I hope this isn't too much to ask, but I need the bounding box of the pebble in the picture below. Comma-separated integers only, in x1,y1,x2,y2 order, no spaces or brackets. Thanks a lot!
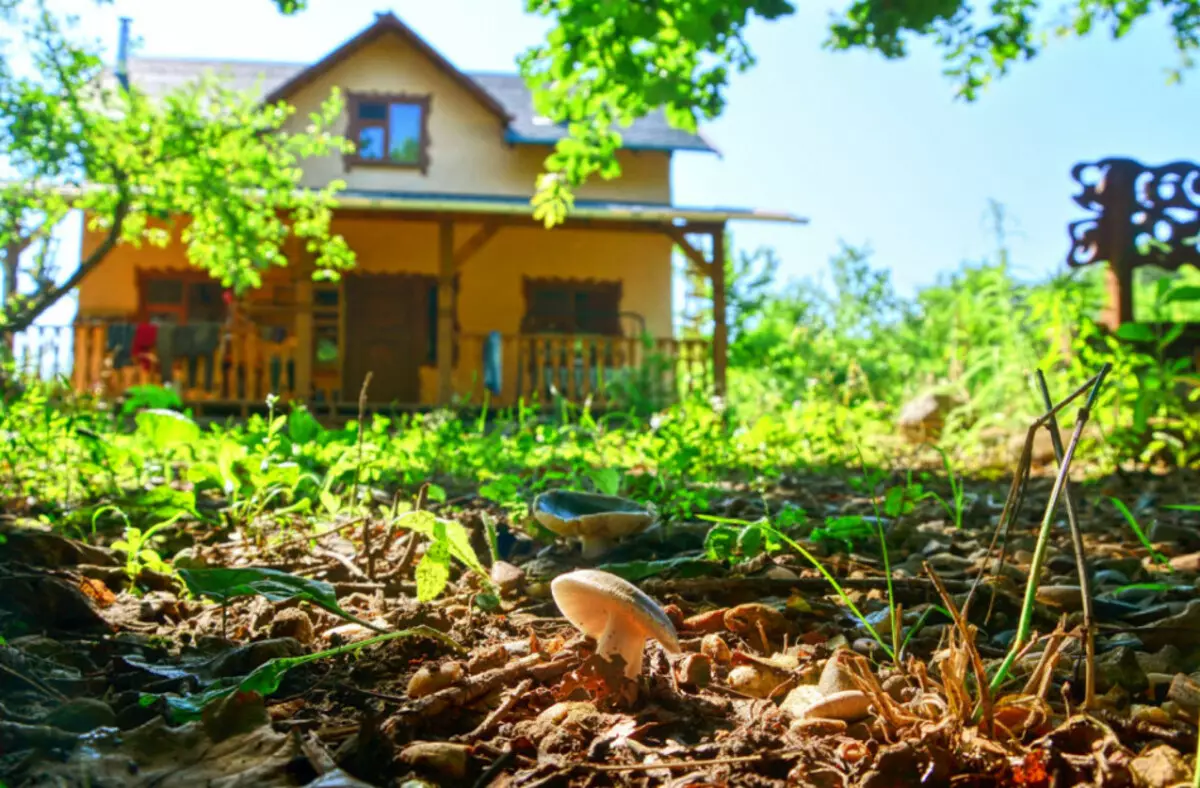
268,608,315,645
804,690,872,722
398,742,470,780
1091,569,1131,587
41,698,117,733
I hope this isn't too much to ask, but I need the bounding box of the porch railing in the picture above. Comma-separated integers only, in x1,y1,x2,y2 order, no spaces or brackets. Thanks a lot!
7,324,709,410
8,321,299,404
456,333,710,409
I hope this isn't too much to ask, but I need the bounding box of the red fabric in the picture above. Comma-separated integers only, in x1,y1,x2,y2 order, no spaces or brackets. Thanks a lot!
132,322,157,371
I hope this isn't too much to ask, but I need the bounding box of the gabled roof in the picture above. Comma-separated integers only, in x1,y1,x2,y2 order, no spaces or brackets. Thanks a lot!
261,12,511,123
110,14,718,154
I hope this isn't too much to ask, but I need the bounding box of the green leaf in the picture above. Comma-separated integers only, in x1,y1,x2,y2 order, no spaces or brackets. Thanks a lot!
588,467,622,496
704,523,740,561
136,409,201,450
1114,323,1156,342
415,530,452,602
177,567,385,632
1164,285,1200,304
737,522,765,557
599,556,721,581
144,626,461,724
397,511,489,582
287,407,323,445
424,483,447,504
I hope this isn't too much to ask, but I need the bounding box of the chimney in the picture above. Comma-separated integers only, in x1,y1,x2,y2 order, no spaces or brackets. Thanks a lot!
115,17,132,91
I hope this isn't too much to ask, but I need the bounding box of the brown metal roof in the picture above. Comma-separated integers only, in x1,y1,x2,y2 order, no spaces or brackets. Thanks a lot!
261,12,512,122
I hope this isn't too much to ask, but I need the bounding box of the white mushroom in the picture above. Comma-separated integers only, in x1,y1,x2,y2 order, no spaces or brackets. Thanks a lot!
550,569,681,679
533,491,655,559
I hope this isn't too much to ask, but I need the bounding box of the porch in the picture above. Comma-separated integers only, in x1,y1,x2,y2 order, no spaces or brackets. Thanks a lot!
15,321,710,413
57,193,804,412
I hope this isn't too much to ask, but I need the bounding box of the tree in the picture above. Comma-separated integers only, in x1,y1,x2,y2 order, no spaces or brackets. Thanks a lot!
512,0,1197,225
0,0,354,336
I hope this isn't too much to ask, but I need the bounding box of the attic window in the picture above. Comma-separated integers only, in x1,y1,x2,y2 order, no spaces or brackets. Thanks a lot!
345,92,431,173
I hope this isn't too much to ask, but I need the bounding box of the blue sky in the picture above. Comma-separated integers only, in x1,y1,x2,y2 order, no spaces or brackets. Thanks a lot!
36,0,1200,320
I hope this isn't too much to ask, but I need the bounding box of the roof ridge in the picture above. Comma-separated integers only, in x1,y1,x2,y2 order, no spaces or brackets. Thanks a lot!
127,55,310,67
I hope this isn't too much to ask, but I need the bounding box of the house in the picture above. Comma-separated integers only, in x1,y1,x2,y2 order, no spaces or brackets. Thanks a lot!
68,12,804,412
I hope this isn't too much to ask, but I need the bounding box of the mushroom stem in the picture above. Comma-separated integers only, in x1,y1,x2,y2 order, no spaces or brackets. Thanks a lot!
579,535,613,560
595,611,646,678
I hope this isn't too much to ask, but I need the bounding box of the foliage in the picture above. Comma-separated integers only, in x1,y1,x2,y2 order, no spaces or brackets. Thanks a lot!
0,0,354,334
178,566,386,631
518,0,1200,222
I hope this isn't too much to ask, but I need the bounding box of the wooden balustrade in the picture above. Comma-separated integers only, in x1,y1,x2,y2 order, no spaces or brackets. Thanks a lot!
8,324,707,411
8,321,299,406
456,332,710,408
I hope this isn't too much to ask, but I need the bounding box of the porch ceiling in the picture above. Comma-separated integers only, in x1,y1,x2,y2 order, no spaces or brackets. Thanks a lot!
331,189,809,227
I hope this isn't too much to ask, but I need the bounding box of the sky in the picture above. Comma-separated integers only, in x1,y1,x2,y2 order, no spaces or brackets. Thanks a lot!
25,0,1200,325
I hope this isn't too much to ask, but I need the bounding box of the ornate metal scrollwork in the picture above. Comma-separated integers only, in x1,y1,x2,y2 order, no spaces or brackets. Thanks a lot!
1066,158,1200,271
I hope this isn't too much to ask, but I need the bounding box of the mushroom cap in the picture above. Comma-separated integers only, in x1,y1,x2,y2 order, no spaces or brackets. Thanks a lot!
533,490,654,541
551,569,680,653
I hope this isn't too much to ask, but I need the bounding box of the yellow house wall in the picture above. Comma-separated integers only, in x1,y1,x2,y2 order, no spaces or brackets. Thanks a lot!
75,214,674,406
279,33,672,204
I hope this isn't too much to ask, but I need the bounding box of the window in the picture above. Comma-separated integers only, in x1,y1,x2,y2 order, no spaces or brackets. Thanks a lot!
139,273,226,324
521,278,622,335
345,93,431,172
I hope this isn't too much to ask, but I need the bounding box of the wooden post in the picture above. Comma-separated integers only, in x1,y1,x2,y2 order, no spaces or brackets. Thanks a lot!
711,225,727,398
437,219,455,405
293,268,314,403
1103,262,1135,331
2,239,23,357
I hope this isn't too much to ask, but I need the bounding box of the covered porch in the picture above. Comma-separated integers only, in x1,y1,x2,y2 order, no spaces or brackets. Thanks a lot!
51,193,804,412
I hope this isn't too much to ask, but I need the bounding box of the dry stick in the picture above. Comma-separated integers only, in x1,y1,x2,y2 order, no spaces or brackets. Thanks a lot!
1035,369,1097,710
989,364,1110,693
1029,619,1071,702
455,678,532,742
579,751,803,772
925,562,994,737
351,372,373,578
270,516,366,552
963,371,1102,624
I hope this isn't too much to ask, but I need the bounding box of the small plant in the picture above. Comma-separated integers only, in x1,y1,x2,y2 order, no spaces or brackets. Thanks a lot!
112,516,180,580
1110,497,1173,568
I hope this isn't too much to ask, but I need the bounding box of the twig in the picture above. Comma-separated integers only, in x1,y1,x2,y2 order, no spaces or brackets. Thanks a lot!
270,517,365,552
1035,369,1096,710
642,575,977,600
313,545,369,581
989,364,1110,692
455,678,532,741
579,750,803,772
353,372,374,578
397,651,582,721
965,369,1104,623
1021,616,1068,700
925,562,993,737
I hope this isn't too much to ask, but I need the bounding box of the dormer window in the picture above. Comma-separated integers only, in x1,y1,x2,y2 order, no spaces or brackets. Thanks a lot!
345,92,431,173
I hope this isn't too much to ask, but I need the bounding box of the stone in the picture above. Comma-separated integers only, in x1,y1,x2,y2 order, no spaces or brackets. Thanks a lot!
896,392,959,444
41,698,117,733
1096,646,1149,694
489,561,525,596
398,742,470,780
1092,569,1132,587
1146,521,1200,551
268,608,315,645
1128,744,1190,788
1134,645,1184,676
1169,552,1200,572
208,638,306,678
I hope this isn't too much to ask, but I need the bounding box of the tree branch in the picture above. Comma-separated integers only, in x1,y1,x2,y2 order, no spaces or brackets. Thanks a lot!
2,196,128,334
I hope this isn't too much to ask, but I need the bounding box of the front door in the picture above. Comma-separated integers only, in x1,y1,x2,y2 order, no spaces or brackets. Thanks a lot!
343,274,432,404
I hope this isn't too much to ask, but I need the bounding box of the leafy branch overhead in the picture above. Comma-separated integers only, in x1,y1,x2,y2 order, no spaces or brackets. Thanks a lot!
504,0,1197,223
0,0,355,332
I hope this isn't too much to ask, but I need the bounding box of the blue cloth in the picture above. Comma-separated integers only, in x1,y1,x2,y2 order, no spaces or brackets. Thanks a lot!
483,330,502,395
105,323,135,369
